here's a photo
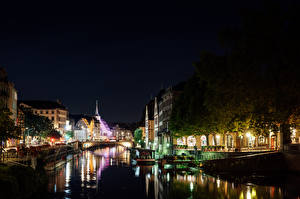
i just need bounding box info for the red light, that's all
[51,138,55,142]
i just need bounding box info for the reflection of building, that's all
[19,100,68,134]
[111,125,133,141]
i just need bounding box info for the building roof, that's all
[69,114,99,124]
[19,100,67,110]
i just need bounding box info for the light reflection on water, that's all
[47,146,130,198]
[48,146,299,199]
[134,165,286,199]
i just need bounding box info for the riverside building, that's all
[19,100,68,134]
[0,67,18,147]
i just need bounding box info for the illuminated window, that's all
[227,135,233,148]
[215,135,221,145]
[187,136,196,147]
[200,135,207,146]
[177,137,186,145]
[258,135,265,144]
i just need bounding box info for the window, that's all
[52,111,55,114]
[187,136,196,147]
[46,111,48,114]
[215,135,221,145]
[52,117,55,121]
[201,135,207,146]
[40,110,43,114]
[258,136,265,145]
[227,135,233,148]
[177,137,186,145]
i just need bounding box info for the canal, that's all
[47,146,300,199]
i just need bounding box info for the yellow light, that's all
[122,141,132,148]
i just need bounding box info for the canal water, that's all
[47,146,300,199]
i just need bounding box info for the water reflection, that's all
[48,146,130,198]
[48,146,299,199]
[133,165,298,199]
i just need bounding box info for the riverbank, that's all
[0,161,48,199]
[44,149,82,171]
[202,151,300,174]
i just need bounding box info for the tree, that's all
[47,130,62,139]
[65,131,74,140]
[134,128,144,147]
[170,3,300,147]
[20,107,56,144]
[170,75,211,137]
[0,106,21,156]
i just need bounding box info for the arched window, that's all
[215,134,221,145]
[177,137,186,145]
[227,135,233,148]
[187,136,196,147]
[258,135,265,145]
[200,135,207,146]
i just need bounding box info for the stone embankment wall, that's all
[202,152,287,173]
[198,151,268,161]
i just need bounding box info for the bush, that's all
[0,163,48,199]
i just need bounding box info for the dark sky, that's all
[0,1,269,122]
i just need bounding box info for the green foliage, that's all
[170,4,300,144]
[20,106,56,140]
[0,105,21,148]
[170,75,211,137]
[0,164,48,199]
[65,130,74,139]
[134,128,144,145]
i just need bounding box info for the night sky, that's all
[0,1,271,122]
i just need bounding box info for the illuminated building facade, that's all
[0,67,18,147]
[157,83,185,156]
[145,105,149,148]
[19,100,68,134]
[153,97,159,150]
[145,103,155,149]
[70,114,101,142]
[139,126,146,140]
[111,124,133,141]
[172,129,300,153]
[0,67,18,123]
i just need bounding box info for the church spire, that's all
[95,100,101,121]
[95,100,99,115]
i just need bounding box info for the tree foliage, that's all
[65,131,74,139]
[134,128,143,145]
[170,3,300,144]
[20,106,56,139]
[0,106,21,148]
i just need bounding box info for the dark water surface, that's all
[47,146,300,199]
